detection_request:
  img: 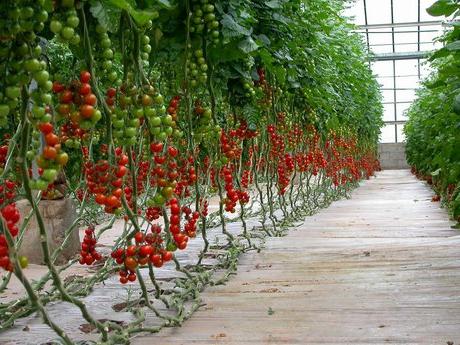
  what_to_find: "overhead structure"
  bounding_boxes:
[344,0,446,143]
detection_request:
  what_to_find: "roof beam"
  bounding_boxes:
[371,51,431,61]
[357,20,444,30]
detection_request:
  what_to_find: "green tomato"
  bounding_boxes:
[41,93,52,104]
[102,60,113,70]
[151,126,161,135]
[61,27,75,40]
[157,105,166,115]
[129,118,140,127]
[19,255,29,269]
[127,137,137,146]
[113,129,123,138]
[158,131,167,141]
[101,38,111,49]
[165,126,173,136]
[24,59,40,72]
[124,127,137,137]
[203,108,212,119]
[6,86,21,99]
[153,193,165,205]
[34,70,49,85]
[26,150,35,160]
[205,13,215,22]
[144,107,155,117]
[113,119,124,129]
[108,71,117,82]
[0,104,10,117]
[67,16,80,28]
[162,115,173,126]
[32,105,45,119]
[150,116,162,127]
[80,120,93,130]
[41,169,58,182]
[173,130,183,138]
[154,94,164,105]
[92,110,102,123]
[103,49,114,59]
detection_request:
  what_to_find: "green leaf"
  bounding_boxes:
[426,0,458,17]
[446,40,460,51]
[221,14,251,38]
[145,0,172,9]
[265,0,282,9]
[106,0,159,25]
[429,47,450,61]
[238,37,259,54]
[431,168,442,176]
[90,0,122,33]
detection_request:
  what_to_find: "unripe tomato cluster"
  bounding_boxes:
[49,1,80,45]
[84,148,129,214]
[190,0,220,45]
[193,100,219,143]
[53,71,102,133]
[111,230,173,284]
[0,1,52,129]
[94,25,120,85]
[187,48,208,87]
[79,226,102,265]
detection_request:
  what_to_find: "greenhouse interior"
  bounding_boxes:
[0,0,459,344]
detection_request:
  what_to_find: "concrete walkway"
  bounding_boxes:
[133,170,460,344]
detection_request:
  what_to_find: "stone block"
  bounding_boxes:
[16,198,80,265]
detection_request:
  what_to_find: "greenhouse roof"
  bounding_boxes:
[344,0,447,143]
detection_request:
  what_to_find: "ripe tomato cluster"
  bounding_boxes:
[221,166,239,212]
[79,227,102,265]
[84,148,128,214]
[53,71,101,133]
[0,180,20,272]
[267,124,294,195]
[148,143,180,206]
[111,230,173,284]
[0,145,7,173]
[167,96,181,121]
[220,130,242,162]
[30,122,68,190]
[168,198,190,249]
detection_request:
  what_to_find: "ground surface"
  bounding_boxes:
[1,170,459,344]
[131,170,460,345]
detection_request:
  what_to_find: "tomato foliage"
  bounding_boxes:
[405,0,460,223]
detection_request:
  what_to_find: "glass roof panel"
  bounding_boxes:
[342,0,447,143]
[393,0,419,23]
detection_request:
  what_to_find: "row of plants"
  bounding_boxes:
[404,0,460,224]
[0,0,383,343]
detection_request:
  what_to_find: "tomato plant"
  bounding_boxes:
[0,0,383,343]
[405,0,460,224]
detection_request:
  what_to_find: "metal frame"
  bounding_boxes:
[352,0,444,143]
